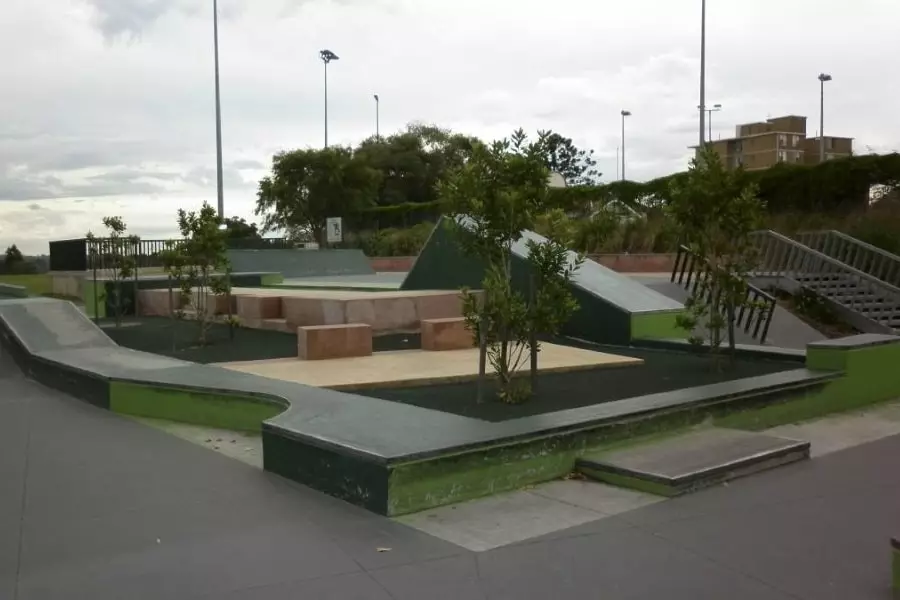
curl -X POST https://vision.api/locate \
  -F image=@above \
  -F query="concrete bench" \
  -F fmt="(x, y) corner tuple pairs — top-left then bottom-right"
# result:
(236, 295), (282, 320)
(421, 317), (474, 351)
(298, 323), (373, 360)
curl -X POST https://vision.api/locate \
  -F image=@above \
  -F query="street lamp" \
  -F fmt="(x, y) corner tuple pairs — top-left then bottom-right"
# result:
(698, 0), (707, 151)
(697, 103), (722, 142)
(320, 49), (339, 147)
(818, 73), (832, 162)
(620, 110), (631, 181)
(374, 94), (380, 139)
(213, 0), (224, 219)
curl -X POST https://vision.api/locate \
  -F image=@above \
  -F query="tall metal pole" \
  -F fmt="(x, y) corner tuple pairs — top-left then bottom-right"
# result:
(374, 94), (380, 139)
(819, 77), (825, 162)
(213, 0), (224, 219)
(708, 109), (713, 142)
(324, 60), (329, 148)
(698, 0), (707, 152)
(621, 114), (626, 180)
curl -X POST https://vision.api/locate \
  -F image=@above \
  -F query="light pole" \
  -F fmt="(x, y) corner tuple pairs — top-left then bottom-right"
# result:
(620, 110), (631, 181)
(320, 49), (339, 147)
(818, 73), (832, 162)
(213, 0), (224, 219)
(697, 103), (722, 142)
(698, 0), (707, 151)
(374, 94), (380, 139)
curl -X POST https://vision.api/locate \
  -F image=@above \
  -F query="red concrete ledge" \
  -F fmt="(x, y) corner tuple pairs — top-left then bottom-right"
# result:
(369, 253), (676, 274)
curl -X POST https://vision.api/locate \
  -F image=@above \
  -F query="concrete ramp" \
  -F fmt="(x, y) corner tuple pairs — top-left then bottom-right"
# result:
(0, 298), (116, 355)
(401, 217), (684, 345)
(227, 249), (374, 279)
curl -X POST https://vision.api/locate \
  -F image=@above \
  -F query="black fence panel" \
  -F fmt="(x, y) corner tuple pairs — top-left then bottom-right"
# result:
(49, 239), (88, 271)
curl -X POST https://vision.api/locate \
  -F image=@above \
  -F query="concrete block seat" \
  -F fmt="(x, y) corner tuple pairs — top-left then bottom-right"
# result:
(421, 317), (474, 351)
(297, 323), (373, 360)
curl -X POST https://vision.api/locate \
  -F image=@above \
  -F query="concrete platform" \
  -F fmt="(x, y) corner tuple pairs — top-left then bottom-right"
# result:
(577, 428), (810, 496)
(217, 343), (642, 390)
(277, 272), (406, 290)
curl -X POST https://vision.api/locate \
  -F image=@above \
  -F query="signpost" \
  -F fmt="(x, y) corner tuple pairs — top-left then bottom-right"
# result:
(326, 217), (343, 245)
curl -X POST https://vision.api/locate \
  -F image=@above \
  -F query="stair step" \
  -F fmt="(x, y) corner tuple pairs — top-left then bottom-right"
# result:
(576, 428), (810, 497)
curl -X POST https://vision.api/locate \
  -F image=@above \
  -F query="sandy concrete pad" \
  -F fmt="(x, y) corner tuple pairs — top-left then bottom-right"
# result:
(230, 287), (462, 299)
(216, 342), (642, 390)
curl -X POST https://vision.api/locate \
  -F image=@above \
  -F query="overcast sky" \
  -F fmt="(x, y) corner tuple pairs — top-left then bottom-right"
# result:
(1, 0), (898, 254)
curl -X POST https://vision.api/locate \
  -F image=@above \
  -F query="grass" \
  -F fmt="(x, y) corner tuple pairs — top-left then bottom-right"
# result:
(0, 273), (51, 296)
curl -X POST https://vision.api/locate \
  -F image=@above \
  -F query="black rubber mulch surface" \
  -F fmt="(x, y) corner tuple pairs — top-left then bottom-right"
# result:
(101, 317), (419, 364)
(354, 344), (802, 422)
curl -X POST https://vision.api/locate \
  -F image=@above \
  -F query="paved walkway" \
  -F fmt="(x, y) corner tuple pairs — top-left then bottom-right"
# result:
(2, 357), (898, 599)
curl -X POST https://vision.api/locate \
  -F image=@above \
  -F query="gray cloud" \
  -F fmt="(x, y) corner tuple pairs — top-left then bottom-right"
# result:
(86, 0), (191, 39)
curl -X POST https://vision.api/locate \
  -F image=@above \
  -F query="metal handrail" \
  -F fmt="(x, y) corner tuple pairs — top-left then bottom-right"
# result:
(671, 245), (777, 344)
(794, 229), (900, 287)
(750, 230), (900, 327)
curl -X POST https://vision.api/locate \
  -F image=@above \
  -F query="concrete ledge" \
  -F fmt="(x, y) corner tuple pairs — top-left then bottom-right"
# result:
(0, 283), (28, 298)
(236, 294), (282, 320)
(297, 323), (373, 360)
(0, 297), (859, 517)
(576, 429), (810, 496)
(421, 317), (473, 351)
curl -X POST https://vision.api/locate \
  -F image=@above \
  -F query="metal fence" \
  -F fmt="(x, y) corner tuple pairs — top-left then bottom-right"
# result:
(49, 237), (294, 272)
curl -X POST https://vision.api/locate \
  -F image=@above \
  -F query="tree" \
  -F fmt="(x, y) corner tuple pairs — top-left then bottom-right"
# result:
(510, 129), (600, 186)
(85, 217), (138, 328)
(161, 202), (232, 346)
(352, 123), (478, 228)
(4, 244), (24, 270)
(222, 217), (262, 241)
(441, 135), (582, 403)
(668, 145), (765, 365)
(255, 146), (381, 244)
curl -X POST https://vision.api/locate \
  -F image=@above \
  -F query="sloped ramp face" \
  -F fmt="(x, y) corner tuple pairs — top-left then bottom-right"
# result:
(400, 217), (684, 345)
(0, 298), (116, 355)
(227, 249), (375, 279)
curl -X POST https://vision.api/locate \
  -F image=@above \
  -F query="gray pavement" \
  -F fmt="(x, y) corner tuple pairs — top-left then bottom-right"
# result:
(2, 348), (899, 599)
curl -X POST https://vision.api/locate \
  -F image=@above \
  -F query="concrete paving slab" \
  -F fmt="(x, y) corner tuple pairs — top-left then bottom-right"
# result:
(766, 400), (900, 458)
(132, 417), (263, 468)
(212, 572), (394, 600)
(529, 479), (664, 515)
(218, 343), (641, 390)
(397, 489), (603, 552)
(578, 428), (810, 495)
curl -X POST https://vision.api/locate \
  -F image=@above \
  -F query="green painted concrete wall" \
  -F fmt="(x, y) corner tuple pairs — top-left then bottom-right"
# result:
(630, 310), (687, 341)
(109, 381), (285, 432)
(720, 340), (900, 430)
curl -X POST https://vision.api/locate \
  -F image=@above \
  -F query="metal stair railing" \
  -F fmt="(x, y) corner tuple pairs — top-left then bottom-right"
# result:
(750, 230), (900, 330)
(794, 230), (900, 288)
(671, 245), (777, 344)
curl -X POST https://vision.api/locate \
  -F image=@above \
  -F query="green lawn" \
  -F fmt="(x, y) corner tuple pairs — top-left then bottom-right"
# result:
(0, 274), (52, 296)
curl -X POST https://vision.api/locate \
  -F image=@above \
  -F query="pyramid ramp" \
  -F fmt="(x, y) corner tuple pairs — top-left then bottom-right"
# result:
(401, 217), (684, 345)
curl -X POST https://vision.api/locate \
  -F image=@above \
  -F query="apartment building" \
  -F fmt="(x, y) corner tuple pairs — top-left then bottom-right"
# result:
(707, 115), (853, 171)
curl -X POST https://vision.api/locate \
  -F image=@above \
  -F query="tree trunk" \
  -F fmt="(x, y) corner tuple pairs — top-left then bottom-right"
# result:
(476, 313), (487, 404)
(529, 273), (537, 394)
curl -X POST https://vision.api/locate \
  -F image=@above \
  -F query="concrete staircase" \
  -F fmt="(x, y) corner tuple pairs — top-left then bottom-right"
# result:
(751, 230), (900, 335)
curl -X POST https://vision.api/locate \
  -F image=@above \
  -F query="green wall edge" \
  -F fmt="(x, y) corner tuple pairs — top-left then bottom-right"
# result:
(719, 342), (900, 430)
(109, 381), (284, 432)
(630, 310), (687, 342)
